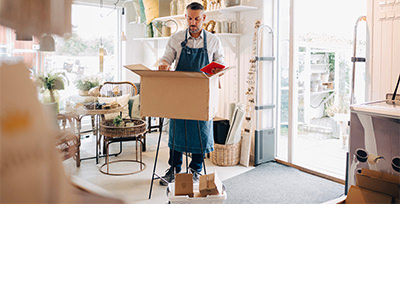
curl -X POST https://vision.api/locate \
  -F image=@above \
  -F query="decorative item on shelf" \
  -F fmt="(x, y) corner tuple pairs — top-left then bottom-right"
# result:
(177, 0), (186, 14)
(124, 0), (141, 23)
(215, 21), (221, 33)
(142, 0), (160, 24)
(208, 0), (222, 10)
(203, 20), (216, 33)
(153, 19), (179, 37)
(170, 0), (178, 16)
(152, 21), (163, 37)
(229, 21), (238, 33)
(221, 20), (229, 33)
(146, 22), (154, 37)
(225, 0), (241, 7)
(202, 0), (208, 11)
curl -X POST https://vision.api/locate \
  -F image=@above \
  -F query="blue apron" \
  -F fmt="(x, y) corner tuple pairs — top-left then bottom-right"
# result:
(168, 29), (214, 154)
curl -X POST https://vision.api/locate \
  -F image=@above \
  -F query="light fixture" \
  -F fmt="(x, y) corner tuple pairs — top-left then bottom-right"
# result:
(99, 0), (104, 73)
(121, 31), (127, 41)
(39, 34), (55, 51)
(99, 38), (108, 73)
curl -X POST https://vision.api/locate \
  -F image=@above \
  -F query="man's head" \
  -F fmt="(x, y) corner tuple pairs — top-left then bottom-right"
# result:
(185, 2), (206, 35)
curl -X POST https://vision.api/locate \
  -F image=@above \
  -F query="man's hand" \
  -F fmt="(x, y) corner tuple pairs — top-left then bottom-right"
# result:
(158, 64), (170, 71)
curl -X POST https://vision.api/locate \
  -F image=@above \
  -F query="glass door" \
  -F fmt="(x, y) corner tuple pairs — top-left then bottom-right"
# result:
(276, 0), (367, 180)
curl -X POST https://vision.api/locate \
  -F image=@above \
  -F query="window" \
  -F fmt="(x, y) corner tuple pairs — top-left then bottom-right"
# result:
(0, 3), (121, 96)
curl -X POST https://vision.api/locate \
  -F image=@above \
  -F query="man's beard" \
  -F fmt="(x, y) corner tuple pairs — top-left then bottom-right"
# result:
(189, 25), (201, 33)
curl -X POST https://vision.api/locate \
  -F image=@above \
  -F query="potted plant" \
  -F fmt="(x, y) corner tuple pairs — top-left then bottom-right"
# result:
(112, 115), (124, 127)
(36, 72), (68, 114)
(74, 76), (100, 96)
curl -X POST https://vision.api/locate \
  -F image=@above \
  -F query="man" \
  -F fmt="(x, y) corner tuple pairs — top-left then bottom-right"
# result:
(158, 1), (224, 186)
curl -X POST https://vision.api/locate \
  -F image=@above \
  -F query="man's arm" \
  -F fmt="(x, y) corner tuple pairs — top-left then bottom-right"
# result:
(213, 37), (224, 65)
(159, 37), (176, 70)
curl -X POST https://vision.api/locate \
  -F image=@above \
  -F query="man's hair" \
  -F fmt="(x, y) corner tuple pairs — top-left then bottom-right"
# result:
(186, 2), (204, 11)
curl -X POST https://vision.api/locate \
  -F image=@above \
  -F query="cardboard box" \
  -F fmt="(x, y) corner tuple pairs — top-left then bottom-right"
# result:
(199, 173), (223, 197)
(124, 64), (230, 121)
(175, 173), (194, 197)
(356, 169), (400, 199)
(346, 185), (392, 204)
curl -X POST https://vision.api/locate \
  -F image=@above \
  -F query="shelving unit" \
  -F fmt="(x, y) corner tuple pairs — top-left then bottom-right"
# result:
(132, 33), (241, 41)
(152, 5), (257, 22)
(296, 44), (339, 125)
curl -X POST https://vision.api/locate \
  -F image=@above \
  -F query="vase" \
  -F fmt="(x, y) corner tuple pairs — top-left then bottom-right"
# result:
(170, 0), (177, 15)
(177, 0), (186, 14)
(41, 89), (60, 113)
(42, 102), (59, 129)
(79, 90), (89, 96)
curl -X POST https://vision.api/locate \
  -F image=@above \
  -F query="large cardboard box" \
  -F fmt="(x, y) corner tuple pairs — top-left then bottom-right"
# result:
(124, 64), (229, 121)
(346, 186), (392, 204)
(356, 169), (400, 199)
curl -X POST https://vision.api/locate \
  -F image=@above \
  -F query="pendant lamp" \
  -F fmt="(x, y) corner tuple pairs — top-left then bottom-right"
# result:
(39, 34), (55, 52)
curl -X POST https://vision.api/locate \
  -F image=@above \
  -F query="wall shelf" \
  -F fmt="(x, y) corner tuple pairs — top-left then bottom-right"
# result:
(152, 5), (257, 22)
(132, 33), (241, 41)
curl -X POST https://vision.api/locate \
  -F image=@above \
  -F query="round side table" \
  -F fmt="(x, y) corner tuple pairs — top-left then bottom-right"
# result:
(99, 119), (146, 176)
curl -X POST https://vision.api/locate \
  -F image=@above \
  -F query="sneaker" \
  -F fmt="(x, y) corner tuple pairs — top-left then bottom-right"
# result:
(159, 167), (178, 186)
(189, 168), (201, 183)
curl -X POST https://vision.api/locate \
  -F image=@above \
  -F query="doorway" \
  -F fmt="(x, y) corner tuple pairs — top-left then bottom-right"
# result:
(276, 0), (368, 180)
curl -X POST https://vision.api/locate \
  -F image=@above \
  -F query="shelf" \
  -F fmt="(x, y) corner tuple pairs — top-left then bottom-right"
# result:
(132, 33), (241, 41)
(152, 5), (257, 22)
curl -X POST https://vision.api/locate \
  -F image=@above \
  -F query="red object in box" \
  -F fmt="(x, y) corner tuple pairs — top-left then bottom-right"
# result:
(200, 62), (226, 75)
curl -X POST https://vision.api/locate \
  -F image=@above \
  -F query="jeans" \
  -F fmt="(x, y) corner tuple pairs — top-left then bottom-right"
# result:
(168, 148), (203, 173)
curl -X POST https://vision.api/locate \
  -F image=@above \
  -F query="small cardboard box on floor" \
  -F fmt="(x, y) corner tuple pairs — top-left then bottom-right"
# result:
(168, 172), (226, 204)
(345, 169), (400, 204)
(175, 173), (194, 198)
(124, 64), (230, 121)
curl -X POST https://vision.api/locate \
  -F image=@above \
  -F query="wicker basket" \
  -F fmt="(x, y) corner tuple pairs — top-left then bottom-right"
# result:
(100, 118), (146, 138)
(211, 141), (241, 166)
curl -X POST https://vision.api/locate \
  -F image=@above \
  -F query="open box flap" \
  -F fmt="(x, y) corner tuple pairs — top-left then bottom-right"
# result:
(125, 68), (207, 79)
(124, 64), (151, 72)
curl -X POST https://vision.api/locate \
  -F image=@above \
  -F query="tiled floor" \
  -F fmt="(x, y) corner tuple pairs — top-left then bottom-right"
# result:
(63, 129), (253, 204)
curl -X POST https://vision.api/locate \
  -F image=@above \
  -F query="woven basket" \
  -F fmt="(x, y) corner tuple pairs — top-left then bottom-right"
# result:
(100, 118), (146, 138)
(211, 141), (241, 166)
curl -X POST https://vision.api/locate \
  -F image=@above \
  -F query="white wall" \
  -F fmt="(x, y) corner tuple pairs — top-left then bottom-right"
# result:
(368, 0), (400, 100)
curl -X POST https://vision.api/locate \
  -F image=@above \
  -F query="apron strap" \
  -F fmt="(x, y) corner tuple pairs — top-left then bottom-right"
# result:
(181, 29), (189, 48)
(202, 29), (208, 51)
